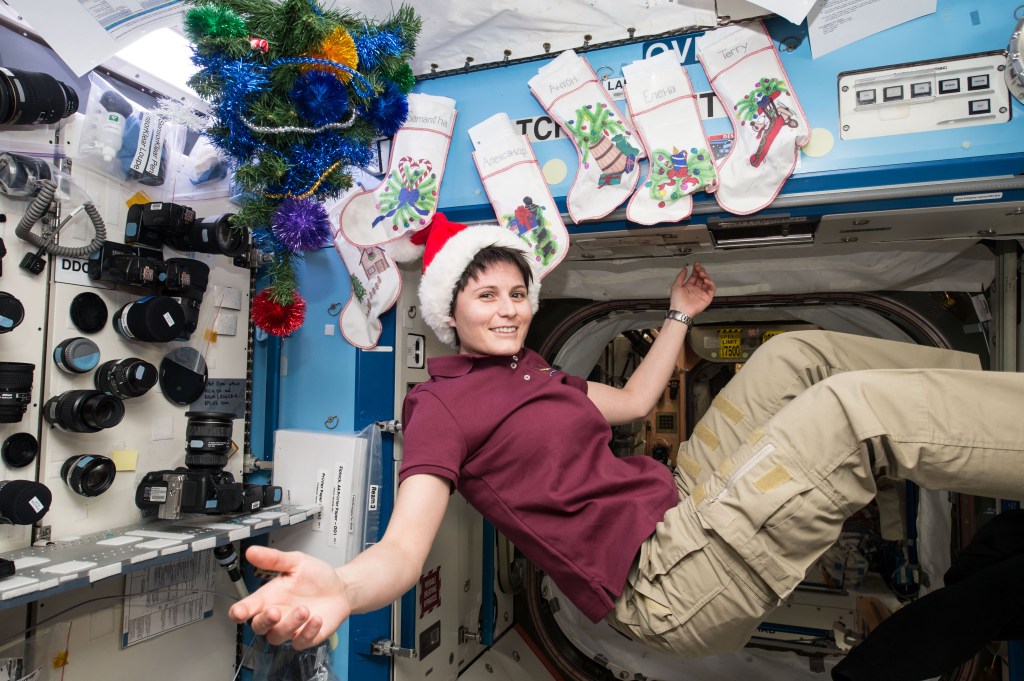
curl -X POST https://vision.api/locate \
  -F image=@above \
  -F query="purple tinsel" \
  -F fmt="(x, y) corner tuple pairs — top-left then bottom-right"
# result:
(291, 70), (349, 126)
(271, 198), (332, 251)
(359, 81), (408, 137)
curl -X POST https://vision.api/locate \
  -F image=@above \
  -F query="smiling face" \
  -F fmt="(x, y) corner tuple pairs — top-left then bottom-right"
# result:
(449, 260), (533, 357)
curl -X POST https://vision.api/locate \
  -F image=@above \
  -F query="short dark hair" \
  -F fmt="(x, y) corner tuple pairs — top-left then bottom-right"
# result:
(448, 245), (534, 346)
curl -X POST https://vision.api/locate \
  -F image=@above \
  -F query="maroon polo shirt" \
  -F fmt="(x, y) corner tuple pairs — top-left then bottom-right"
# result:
(399, 347), (677, 622)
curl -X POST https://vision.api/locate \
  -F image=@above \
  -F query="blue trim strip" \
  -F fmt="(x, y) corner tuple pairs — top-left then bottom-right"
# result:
(481, 521), (495, 646)
(400, 588), (417, 649)
(1010, 641), (1024, 681)
(263, 336), (282, 459)
(348, 309), (397, 681)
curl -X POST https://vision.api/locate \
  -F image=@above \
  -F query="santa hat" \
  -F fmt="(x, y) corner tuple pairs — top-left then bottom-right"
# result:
(415, 213), (540, 348)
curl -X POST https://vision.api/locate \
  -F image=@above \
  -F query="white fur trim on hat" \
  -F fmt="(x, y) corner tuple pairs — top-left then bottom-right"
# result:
(418, 224), (541, 348)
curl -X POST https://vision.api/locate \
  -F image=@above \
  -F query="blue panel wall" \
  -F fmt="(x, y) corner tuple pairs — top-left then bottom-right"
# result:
(411, 0), (1024, 221)
(249, 246), (395, 681)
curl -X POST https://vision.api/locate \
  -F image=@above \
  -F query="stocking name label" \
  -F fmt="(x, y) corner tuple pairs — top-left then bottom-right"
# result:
(405, 113), (452, 132)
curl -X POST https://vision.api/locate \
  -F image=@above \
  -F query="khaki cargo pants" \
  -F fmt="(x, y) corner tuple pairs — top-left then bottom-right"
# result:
(608, 330), (1024, 657)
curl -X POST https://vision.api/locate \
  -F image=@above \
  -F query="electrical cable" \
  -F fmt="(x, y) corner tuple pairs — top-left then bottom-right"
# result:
(14, 179), (106, 258)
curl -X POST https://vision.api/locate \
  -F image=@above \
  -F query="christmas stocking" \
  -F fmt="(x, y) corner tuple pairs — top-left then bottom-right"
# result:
(696, 21), (810, 215)
(329, 169), (403, 349)
(469, 113), (568, 274)
(622, 51), (718, 225)
(340, 92), (457, 247)
(529, 50), (644, 223)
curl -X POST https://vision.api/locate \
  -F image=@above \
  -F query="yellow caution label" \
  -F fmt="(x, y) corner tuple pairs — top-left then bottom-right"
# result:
(762, 329), (785, 344)
(718, 327), (742, 360)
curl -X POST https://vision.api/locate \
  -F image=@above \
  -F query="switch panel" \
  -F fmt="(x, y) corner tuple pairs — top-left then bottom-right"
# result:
(838, 51), (1010, 140)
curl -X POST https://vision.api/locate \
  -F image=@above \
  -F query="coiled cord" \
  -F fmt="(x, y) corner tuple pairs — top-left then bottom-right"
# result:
(15, 179), (106, 258)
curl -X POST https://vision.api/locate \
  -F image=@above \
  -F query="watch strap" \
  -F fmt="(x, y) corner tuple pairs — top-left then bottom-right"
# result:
(665, 309), (694, 329)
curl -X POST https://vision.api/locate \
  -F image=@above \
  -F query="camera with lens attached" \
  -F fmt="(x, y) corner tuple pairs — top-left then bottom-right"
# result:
(87, 241), (209, 339)
(0, 67), (78, 126)
(125, 202), (248, 258)
(135, 412), (281, 520)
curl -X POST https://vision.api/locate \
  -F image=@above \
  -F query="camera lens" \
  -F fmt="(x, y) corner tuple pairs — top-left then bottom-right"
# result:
(94, 357), (158, 399)
(61, 454), (116, 497)
(0, 361), (34, 423)
(0, 479), (51, 524)
(53, 337), (101, 374)
(0, 152), (52, 197)
(0, 67), (79, 125)
(0, 291), (25, 333)
(177, 214), (248, 257)
(43, 390), (125, 433)
(184, 411), (233, 469)
(2, 432), (38, 468)
(112, 295), (186, 342)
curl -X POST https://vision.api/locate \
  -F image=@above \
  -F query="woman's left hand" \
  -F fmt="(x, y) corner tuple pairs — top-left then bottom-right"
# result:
(670, 262), (716, 317)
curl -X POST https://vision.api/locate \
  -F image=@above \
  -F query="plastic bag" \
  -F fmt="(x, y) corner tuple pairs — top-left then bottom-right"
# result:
(171, 134), (232, 200)
(75, 73), (184, 194)
(250, 638), (339, 681)
(0, 622), (72, 681)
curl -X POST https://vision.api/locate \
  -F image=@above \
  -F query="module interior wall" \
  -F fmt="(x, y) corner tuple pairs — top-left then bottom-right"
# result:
(0, 116), (249, 546)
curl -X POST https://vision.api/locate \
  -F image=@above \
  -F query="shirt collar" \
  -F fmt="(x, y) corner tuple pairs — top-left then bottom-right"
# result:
(427, 348), (527, 378)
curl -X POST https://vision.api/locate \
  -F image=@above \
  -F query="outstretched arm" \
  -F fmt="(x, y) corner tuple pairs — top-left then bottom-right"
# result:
(587, 263), (716, 425)
(228, 473), (450, 649)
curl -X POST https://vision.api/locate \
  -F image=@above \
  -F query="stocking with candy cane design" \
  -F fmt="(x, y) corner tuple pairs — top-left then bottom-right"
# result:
(340, 92), (456, 246)
(696, 21), (810, 215)
(529, 50), (645, 223)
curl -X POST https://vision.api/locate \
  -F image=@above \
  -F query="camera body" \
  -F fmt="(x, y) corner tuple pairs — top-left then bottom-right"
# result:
(125, 202), (196, 251)
(126, 202), (247, 258)
(135, 468), (267, 519)
(87, 241), (208, 339)
(135, 412), (281, 520)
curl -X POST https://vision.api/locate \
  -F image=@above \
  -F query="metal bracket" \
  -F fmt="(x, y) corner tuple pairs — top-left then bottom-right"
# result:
(374, 420), (402, 433)
(370, 638), (416, 658)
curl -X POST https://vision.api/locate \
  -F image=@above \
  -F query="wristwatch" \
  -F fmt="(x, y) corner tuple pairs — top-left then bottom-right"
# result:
(665, 309), (695, 329)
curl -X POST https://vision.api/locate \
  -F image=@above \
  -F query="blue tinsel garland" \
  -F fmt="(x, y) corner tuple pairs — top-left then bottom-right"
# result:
(354, 28), (405, 71)
(291, 71), (349, 126)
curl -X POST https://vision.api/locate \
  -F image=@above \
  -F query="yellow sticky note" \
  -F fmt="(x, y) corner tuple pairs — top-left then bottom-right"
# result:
(125, 191), (152, 207)
(109, 450), (138, 472)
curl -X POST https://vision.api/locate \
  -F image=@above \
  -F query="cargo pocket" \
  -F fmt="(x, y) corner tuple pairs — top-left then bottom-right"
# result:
(631, 505), (727, 637)
(695, 439), (816, 598)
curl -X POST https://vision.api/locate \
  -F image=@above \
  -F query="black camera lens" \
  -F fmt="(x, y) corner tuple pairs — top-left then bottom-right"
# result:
(2, 432), (38, 468)
(0, 361), (34, 423)
(0, 67), (79, 125)
(175, 214), (248, 257)
(61, 454), (116, 497)
(0, 291), (25, 333)
(53, 337), (101, 374)
(112, 295), (186, 342)
(69, 292), (108, 334)
(0, 152), (52, 197)
(94, 357), (157, 399)
(0, 479), (51, 524)
(44, 390), (125, 433)
(184, 411), (234, 469)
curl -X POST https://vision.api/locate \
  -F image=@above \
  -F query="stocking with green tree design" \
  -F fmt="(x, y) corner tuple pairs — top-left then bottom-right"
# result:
(529, 50), (644, 223)
(696, 21), (810, 215)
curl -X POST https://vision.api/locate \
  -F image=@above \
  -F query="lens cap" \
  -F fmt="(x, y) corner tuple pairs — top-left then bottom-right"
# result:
(159, 347), (208, 405)
(54, 337), (101, 374)
(2, 432), (38, 468)
(69, 292), (108, 334)
(0, 291), (25, 333)
(0, 479), (52, 524)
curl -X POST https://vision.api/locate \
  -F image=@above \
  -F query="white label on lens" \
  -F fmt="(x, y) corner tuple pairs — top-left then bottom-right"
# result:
(119, 305), (136, 339)
(29, 496), (44, 513)
(163, 312), (174, 327)
(189, 439), (203, 448)
(134, 366), (146, 379)
(202, 228), (210, 243)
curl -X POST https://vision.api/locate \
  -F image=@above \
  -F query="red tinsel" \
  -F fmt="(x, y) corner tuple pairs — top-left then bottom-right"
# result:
(252, 290), (306, 336)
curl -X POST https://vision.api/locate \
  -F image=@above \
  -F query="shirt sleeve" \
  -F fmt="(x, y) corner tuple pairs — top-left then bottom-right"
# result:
(563, 372), (589, 394)
(399, 388), (467, 489)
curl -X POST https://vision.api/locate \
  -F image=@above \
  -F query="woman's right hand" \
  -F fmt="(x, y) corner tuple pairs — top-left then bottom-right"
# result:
(228, 546), (350, 649)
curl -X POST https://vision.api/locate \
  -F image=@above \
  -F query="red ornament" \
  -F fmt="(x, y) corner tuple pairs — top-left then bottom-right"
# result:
(250, 37), (269, 52)
(252, 289), (306, 336)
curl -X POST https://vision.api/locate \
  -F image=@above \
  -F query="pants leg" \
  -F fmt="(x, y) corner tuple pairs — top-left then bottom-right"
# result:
(832, 555), (1024, 681)
(677, 331), (979, 501)
(699, 367), (1024, 612)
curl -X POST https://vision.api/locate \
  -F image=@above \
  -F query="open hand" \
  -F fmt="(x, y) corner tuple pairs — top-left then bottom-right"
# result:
(228, 546), (349, 650)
